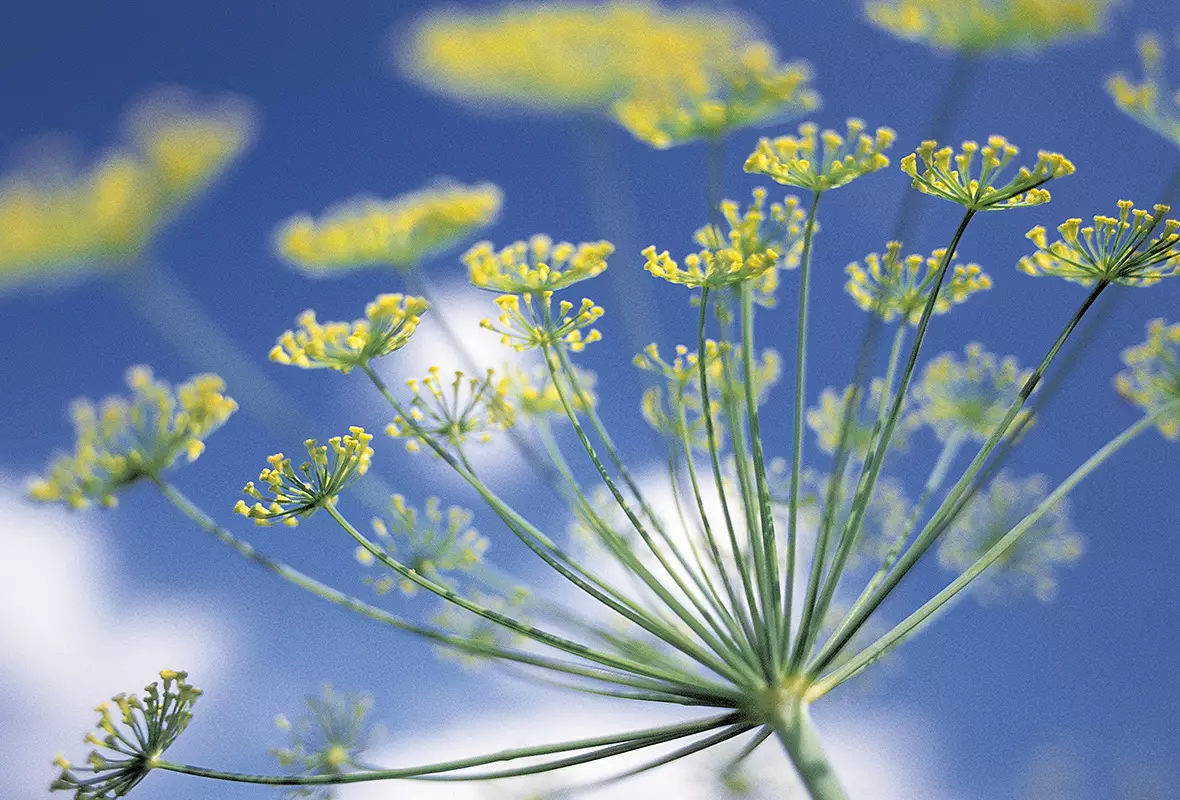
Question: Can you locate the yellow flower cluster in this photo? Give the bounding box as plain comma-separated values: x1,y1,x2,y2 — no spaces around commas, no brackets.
402,1,755,111
269,293,430,373
1019,201,1180,286
1108,33,1180,148
1115,319,1180,439
482,293,604,352
52,670,202,800
614,42,820,149
845,241,992,324
912,344,1032,443
387,368,515,453
359,495,489,596
28,367,237,510
465,235,612,293
234,427,375,527
901,137,1074,211
745,119,896,192
0,90,253,288
504,364,598,418
865,0,1118,54
642,189,806,293
275,181,503,274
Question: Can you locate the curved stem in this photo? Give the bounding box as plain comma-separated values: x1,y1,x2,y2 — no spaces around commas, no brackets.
154,713,742,787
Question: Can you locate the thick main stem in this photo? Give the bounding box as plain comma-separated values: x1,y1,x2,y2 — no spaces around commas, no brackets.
770,700,849,800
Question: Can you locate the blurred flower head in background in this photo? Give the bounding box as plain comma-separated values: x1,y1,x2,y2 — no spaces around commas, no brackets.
1108,31,1180,148
275,180,503,275
0,87,253,290
864,0,1120,54
399,1,757,112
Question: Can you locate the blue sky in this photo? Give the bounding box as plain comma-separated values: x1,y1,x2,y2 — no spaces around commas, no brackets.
1,1,1178,798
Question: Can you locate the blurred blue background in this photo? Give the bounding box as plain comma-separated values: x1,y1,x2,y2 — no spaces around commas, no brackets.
1,1,1177,798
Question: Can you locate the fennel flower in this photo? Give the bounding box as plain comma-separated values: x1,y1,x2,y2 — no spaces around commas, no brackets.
269,294,430,372
745,119,896,192
845,241,992,323
1115,318,1180,439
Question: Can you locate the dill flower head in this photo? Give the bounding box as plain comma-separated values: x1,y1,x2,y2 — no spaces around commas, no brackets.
1018,201,1180,286
269,294,430,373
845,241,992,324
865,0,1119,54
900,136,1074,211
745,119,896,193
387,368,515,453
0,89,253,288
806,379,920,457
272,685,380,800
643,189,806,293
912,344,1033,443
358,494,489,596
613,41,820,149
939,471,1083,602
51,669,201,799
1115,318,1180,439
465,235,613,294
401,2,754,111
234,428,375,527
28,367,237,510
481,293,605,352
275,181,503,275
503,363,597,419
1108,33,1180,148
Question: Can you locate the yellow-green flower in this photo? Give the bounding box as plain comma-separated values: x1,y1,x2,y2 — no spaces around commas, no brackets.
1018,201,1180,286
845,241,992,324
938,471,1082,602
359,495,489,596
271,685,379,800
387,368,515,453
269,294,430,372
744,119,896,192
481,293,604,352
912,344,1032,443
28,367,237,510
0,89,253,288
865,0,1118,54
643,189,806,293
465,235,612,293
275,181,503,275
51,670,201,800
1115,318,1180,439
614,41,820,149
401,1,755,111
503,364,597,419
900,137,1074,211
1108,33,1180,148
234,428,375,527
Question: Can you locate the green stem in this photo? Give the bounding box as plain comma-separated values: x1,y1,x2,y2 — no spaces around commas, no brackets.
696,285,766,664
810,405,1172,698
740,284,784,675
782,189,823,661
155,713,741,786
152,479,656,690
809,279,1109,677
770,700,849,800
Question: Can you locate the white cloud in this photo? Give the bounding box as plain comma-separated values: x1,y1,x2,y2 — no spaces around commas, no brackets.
0,480,233,796
343,692,964,800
